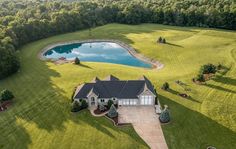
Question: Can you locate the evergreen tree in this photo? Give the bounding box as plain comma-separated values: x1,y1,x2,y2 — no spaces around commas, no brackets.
162,82,169,90
74,57,80,65
159,109,170,123
158,37,162,43
162,38,166,43
196,74,205,82
200,64,217,74
107,104,118,118
0,89,14,102
71,101,81,112
81,99,88,109
107,99,114,109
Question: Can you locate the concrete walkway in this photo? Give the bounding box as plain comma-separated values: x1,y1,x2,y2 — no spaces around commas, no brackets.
118,106,168,149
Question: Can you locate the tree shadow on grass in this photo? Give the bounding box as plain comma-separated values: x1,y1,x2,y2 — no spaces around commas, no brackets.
166,42,183,48
0,117,31,149
168,88,179,95
204,83,236,94
212,76,236,87
0,24,207,148
0,59,148,148
79,63,93,69
158,94,236,149
168,89,200,103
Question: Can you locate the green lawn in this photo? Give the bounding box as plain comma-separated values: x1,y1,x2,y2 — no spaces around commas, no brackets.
0,23,236,149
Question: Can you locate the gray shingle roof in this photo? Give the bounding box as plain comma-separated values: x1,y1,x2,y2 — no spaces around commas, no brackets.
74,75,156,99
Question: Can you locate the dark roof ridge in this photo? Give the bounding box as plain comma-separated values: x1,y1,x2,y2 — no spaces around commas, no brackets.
74,83,85,98
117,80,128,98
97,81,112,98
87,87,99,97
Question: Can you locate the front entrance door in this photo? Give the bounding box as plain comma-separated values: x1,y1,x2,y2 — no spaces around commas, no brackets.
91,97,95,105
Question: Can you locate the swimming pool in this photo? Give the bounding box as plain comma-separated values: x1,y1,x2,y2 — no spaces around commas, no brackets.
43,42,152,68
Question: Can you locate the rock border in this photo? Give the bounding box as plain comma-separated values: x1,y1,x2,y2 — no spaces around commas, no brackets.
39,39,164,70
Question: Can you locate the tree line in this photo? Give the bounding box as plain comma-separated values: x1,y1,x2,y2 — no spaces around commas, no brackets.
0,0,235,79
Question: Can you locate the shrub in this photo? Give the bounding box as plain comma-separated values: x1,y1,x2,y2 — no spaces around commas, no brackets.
196,74,205,82
159,109,170,123
162,38,166,43
107,104,118,118
200,64,217,74
74,57,80,65
0,89,14,102
162,82,169,90
99,104,106,112
158,37,166,44
107,99,114,109
217,64,222,70
71,101,81,112
158,37,162,43
81,99,88,109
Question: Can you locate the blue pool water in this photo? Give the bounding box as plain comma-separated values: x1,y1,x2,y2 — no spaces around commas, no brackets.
44,42,152,68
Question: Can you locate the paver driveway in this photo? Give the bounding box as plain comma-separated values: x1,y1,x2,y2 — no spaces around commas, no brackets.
118,106,168,149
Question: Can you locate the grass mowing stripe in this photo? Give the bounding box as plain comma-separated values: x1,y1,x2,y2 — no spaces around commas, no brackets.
0,23,235,149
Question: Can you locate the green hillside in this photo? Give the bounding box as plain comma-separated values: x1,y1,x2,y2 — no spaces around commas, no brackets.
0,24,235,149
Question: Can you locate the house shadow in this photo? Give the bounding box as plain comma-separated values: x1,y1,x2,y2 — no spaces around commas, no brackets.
158,94,236,149
71,109,148,147
71,110,116,138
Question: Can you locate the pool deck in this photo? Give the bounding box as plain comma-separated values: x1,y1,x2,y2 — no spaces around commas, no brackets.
39,39,164,70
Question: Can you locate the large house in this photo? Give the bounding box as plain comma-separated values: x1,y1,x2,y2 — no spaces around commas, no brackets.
73,75,157,107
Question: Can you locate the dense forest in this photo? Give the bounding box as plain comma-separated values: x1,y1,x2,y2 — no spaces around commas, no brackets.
0,0,235,79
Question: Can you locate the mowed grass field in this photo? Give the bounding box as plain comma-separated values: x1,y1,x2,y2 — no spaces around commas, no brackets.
0,24,236,149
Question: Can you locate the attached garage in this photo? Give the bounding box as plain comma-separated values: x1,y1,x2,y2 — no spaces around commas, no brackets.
140,95,153,105
118,99,138,106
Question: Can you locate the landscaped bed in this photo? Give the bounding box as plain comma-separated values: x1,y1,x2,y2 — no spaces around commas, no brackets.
94,108,108,115
0,100,12,112
105,114,119,125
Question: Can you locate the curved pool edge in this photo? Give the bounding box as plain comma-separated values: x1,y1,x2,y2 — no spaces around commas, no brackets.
38,39,164,70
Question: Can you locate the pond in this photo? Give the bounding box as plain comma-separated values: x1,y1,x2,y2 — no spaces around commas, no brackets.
43,42,152,68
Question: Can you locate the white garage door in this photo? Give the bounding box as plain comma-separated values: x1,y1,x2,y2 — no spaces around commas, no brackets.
119,99,137,106
140,96,153,105
129,99,137,105
123,99,129,105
